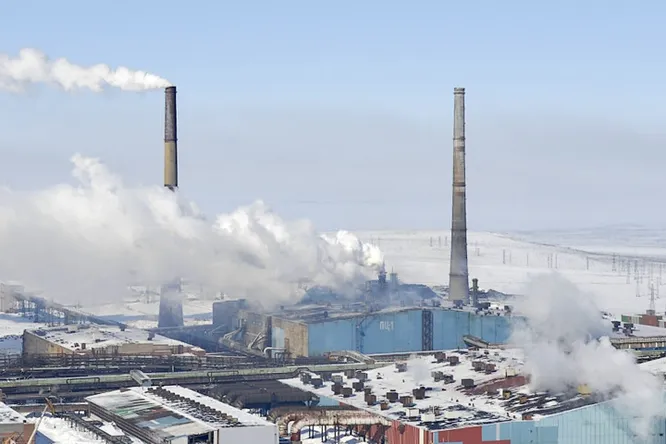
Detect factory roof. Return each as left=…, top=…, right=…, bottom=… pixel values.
left=86, top=386, right=274, bottom=441
left=26, top=324, right=203, bottom=353
left=0, top=402, right=27, bottom=425
left=35, top=415, right=142, bottom=444
left=282, top=349, right=601, bottom=431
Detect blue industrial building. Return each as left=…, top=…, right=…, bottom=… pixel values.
left=271, top=307, right=513, bottom=357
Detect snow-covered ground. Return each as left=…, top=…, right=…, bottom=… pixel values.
left=1, top=226, right=665, bottom=343
left=0, top=313, right=50, bottom=354
left=356, top=228, right=666, bottom=316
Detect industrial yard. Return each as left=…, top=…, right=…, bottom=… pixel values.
left=1, top=5, right=665, bottom=440
left=0, top=83, right=663, bottom=443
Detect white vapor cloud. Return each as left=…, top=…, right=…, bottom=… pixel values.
left=511, top=273, right=664, bottom=439
left=0, top=48, right=171, bottom=92
left=0, top=154, right=383, bottom=308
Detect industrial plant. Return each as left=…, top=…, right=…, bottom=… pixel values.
left=0, top=86, right=663, bottom=444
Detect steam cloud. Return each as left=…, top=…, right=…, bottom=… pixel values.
left=0, top=155, right=383, bottom=308
left=0, top=48, right=171, bottom=92
left=511, top=273, right=664, bottom=438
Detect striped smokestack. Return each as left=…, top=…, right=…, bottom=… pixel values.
left=449, top=87, right=469, bottom=304
left=164, top=86, right=178, bottom=190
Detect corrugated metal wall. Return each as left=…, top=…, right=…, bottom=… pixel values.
left=299, top=308, right=514, bottom=357
left=34, top=432, right=54, bottom=444
left=433, top=311, right=512, bottom=349
left=433, top=405, right=666, bottom=443
left=271, top=317, right=309, bottom=357
left=537, top=400, right=666, bottom=444
left=306, top=309, right=424, bottom=356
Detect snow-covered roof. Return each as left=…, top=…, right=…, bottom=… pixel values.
left=0, top=402, right=27, bottom=425
left=282, top=350, right=602, bottom=431
left=26, top=324, right=202, bottom=353
left=86, top=386, right=274, bottom=441
left=35, top=415, right=142, bottom=444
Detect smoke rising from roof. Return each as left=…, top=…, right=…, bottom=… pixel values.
left=0, top=155, right=383, bottom=308
left=511, top=273, right=664, bottom=438
left=0, top=48, right=171, bottom=92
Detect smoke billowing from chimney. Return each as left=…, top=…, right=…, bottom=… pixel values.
left=0, top=48, right=171, bottom=92
left=449, top=87, right=469, bottom=303
left=164, top=86, right=178, bottom=190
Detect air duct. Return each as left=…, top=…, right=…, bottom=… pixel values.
left=164, top=86, right=178, bottom=190
left=449, top=87, right=469, bottom=304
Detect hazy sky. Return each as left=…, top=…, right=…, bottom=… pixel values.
left=1, top=1, right=665, bottom=232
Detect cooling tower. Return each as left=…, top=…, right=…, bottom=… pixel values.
left=449, top=87, right=469, bottom=304
left=164, top=86, right=178, bottom=190
left=158, top=279, right=184, bottom=328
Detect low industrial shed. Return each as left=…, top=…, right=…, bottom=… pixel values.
left=271, top=307, right=512, bottom=357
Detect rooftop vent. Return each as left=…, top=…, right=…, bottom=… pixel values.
left=461, top=378, right=475, bottom=388
left=399, top=395, right=414, bottom=407
left=341, top=387, right=353, bottom=398
left=386, top=391, right=399, bottom=403
left=356, top=371, right=369, bottom=382
left=352, top=381, right=365, bottom=392
left=380, top=401, right=389, bottom=410
left=412, top=387, right=426, bottom=400
left=434, top=352, right=447, bottom=363
left=395, top=362, right=407, bottom=373
left=447, top=356, right=460, bottom=365
left=366, top=394, right=377, bottom=406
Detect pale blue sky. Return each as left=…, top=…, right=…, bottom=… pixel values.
left=1, top=1, right=665, bottom=231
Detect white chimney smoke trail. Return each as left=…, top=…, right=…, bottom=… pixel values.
left=0, top=48, right=171, bottom=92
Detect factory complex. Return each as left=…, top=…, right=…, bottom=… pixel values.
left=217, top=301, right=512, bottom=358
left=283, top=350, right=666, bottom=444
left=0, top=385, right=278, bottom=443
left=0, top=79, right=662, bottom=444
left=22, top=324, right=205, bottom=357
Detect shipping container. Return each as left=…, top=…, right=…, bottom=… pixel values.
left=641, top=314, right=659, bottom=327
left=632, top=315, right=641, bottom=324
left=659, top=319, right=666, bottom=328
left=621, top=314, right=632, bottom=323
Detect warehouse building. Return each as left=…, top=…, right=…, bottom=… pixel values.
left=0, top=402, right=34, bottom=443
left=23, top=324, right=205, bottom=357
left=87, top=385, right=278, bottom=444
left=222, top=304, right=512, bottom=357
left=283, top=350, right=666, bottom=444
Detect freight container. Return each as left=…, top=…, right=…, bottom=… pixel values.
left=659, top=319, right=666, bottom=328
left=641, top=314, right=659, bottom=327
left=632, top=315, right=641, bottom=324
left=621, top=314, right=632, bottom=323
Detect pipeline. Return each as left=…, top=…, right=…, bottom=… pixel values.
left=277, top=410, right=392, bottom=436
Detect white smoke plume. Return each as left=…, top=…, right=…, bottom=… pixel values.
left=0, top=155, right=383, bottom=308
left=511, top=273, right=664, bottom=438
left=0, top=48, right=171, bottom=92
left=407, top=354, right=431, bottom=385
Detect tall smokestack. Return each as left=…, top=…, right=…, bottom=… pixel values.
left=164, top=86, right=178, bottom=190
left=449, top=87, right=469, bottom=305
